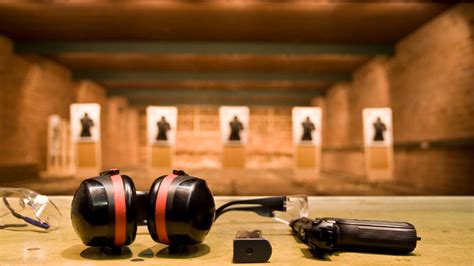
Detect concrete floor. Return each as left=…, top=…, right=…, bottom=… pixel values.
left=0, top=167, right=425, bottom=196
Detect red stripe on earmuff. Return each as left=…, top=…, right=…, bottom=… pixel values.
left=155, top=174, right=178, bottom=244
left=111, top=174, right=126, bottom=246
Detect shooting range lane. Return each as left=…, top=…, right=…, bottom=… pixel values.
left=0, top=196, right=472, bottom=265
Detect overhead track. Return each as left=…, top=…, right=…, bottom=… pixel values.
left=15, top=42, right=393, bottom=56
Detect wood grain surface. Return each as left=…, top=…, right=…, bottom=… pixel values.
left=0, top=196, right=473, bottom=265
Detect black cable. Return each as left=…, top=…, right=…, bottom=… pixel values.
left=214, top=196, right=286, bottom=221
left=215, top=206, right=275, bottom=220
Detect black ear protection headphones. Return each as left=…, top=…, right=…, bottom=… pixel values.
left=71, top=169, right=216, bottom=250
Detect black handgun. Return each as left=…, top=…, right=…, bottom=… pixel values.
left=290, top=217, right=420, bottom=255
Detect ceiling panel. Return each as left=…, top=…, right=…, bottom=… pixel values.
left=0, top=2, right=451, bottom=43
left=103, top=80, right=331, bottom=90
left=0, top=1, right=453, bottom=106
left=48, top=54, right=371, bottom=73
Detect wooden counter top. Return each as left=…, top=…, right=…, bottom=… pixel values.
left=1, top=196, right=473, bottom=265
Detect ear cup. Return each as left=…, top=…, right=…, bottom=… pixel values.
left=147, top=174, right=215, bottom=246
left=71, top=172, right=138, bottom=247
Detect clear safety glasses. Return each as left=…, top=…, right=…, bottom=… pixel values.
left=0, top=187, right=62, bottom=231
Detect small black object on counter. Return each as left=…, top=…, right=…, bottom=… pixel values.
left=233, top=230, right=272, bottom=263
